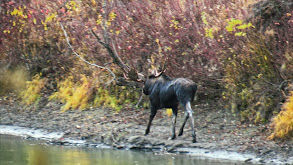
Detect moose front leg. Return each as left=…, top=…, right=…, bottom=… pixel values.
left=145, top=107, right=157, bottom=136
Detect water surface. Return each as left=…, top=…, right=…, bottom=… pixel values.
left=0, top=134, right=247, bottom=165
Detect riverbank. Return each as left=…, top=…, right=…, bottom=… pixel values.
left=0, top=97, right=292, bottom=164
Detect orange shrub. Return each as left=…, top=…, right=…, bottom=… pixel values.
left=269, top=91, right=293, bottom=140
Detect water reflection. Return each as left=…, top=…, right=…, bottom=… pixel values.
left=27, top=145, right=49, bottom=165
left=0, top=135, right=246, bottom=165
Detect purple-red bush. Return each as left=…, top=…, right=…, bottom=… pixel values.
left=1, top=0, right=293, bottom=127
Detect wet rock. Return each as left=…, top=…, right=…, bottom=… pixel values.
left=127, top=136, right=153, bottom=149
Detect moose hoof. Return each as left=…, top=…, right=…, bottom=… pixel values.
left=192, top=138, right=197, bottom=143
left=178, top=131, right=183, bottom=136
left=168, top=136, right=176, bottom=140
left=144, top=129, right=150, bottom=136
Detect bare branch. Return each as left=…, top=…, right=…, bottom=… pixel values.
left=135, top=88, right=144, bottom=108
left=59, top=22, right=116, bottom=84
left=111, top=38, right=127, bottom=70
left=102, top=0, right=109, bottom=45
left=90, top=29, right=130, bottom=72
left=278, top=80, right=292, bottom=91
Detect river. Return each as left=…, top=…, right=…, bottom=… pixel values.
left=0, top=134, right=249, bottom=165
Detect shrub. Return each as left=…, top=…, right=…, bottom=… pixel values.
left=221, top=1, right=293, bottom=122
left=0, top=67, right=28, bottom=95
left=269, top=91, right=293, bottom=140
left=20, top=74, right=47, bottom=105
left=49, top=72, right=142, bottom=111
left=1, top=0, right=292, bottom=129
left=222, top=32, right=281, bottom=122
left=49, top=74, right=93, bottom=111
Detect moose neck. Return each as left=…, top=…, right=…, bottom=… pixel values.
left=160, top=73, right=172, bottom=81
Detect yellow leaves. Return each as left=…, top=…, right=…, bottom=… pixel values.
left=106, top=21, right=112, bottom=27
left=237, top=23, right=254, bottom=30
left=269, top=91, right=293, bottom=140
left=10, top=6, right=29, bottom=19
left=50, top=73, right=139, bottom=112
left=65, top=75, right=93, bottom=110
left=170, top=18, right=182, bottom=29
left=257, top=74, right=263, bottom=79
left=226, top=18, right=254, bottom=37
left=96, top=17, right=102, bottom=25
left=108, top=11, right=117, bottom=22
left=49, top=75, right=93, bottom=111
left=107, top=11, right=117, bottom=27
left=92, top=0, right=96, bottom=5
left=201, top=12, right=219, bottom=39
left=201, top=12, right=208, bottom=25
left=205, top=27, right=215, bottom=39
left=94, top=87, right=122, bottom=112
left=20, top=74, right=47, bottom=105
left=41, top=21, right=48, bottom=30
left=45, top=12, right=57, bottom=23
left=49, top=76, right=74, bottom=102
left=166, top=108, right=173, bottom=117
left=96, top=10, right=116, bottom=28
left=193, top=43, right=199, bottom=51
left=9, top=6, right=30, bottom=33
left=234, top=32, right=246, bottom=36
left=11, top=8, right=23, bottom=17
left=66, top=1, right=78, bottom=11
left=33, top=18, right=37, bottom=24
left=165, top=46, right=172, bottom=51
left=174, top=39, right=179, bottom=43
left=226, top=18, right=243, bottom=32
left=4, top=30, right=10, bottom=34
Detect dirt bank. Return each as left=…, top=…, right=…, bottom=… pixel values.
left=0, top=97, right=292, bottom=164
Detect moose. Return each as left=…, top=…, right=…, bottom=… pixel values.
left=143, top=69, right=197, bottom=143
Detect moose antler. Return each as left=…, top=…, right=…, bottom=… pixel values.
left=149, top=57, right=168, bottom=78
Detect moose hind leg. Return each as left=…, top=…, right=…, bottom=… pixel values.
left=186, top=102, right=196, bottom=143
left=170, top=107, right=178, bottom=140
left=178, top=111, right=189, bottom=136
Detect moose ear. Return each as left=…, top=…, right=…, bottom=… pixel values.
left=148, top=75, right=156, bottom=79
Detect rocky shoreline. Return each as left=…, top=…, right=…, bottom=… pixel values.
left=0, top=99, right=292, bottom=164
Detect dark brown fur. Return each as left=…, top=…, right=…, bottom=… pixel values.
left=143, top=73, right=197, bottom=143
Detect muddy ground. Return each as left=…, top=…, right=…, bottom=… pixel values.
left=0, top=96, right=292, bottom=164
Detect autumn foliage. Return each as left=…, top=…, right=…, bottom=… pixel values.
left=0, top=0, right=293, bottom=139
left=269, top=91, right=293, bottom=140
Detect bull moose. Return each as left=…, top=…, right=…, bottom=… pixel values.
left=143, top=69, right=197, bottom=143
